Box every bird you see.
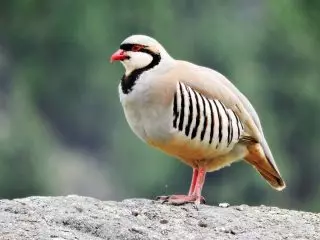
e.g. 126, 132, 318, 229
110, 34, 286, 205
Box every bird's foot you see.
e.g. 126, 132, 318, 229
156, 194, 206, 205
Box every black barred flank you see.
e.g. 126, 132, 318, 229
213, 100, 222, 146
185, 87, 193, 136
233, 111, 242, 137
172, 82, 244, 149
200, 94, 207, 141
234, 111, 240, 139
219, 101, 231, 146
229, 114, 234, 146
178, 83, 185, 131
173, 93, 179, 128
191, 91, 201, 139
208, 99, 215, 144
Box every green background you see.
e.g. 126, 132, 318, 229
0, 0, 319, 212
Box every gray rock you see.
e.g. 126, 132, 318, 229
0, 195, 319, 240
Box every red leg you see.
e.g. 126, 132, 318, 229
157, 167, 206, 205
188, 168, 198, 196
193, 167, 206, 204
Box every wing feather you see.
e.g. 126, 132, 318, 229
161, 61, 281, 175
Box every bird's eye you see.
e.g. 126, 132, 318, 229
132, 45, 143, 52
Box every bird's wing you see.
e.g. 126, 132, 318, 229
169, 61, 261, 139
159, 60, 282, 178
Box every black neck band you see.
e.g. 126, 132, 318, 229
120, 46, 161, 94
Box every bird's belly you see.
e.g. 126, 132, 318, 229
149, 134, 247, 170
149, 132, 229, 162
122, 100, 172, 143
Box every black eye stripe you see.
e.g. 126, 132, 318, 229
119, 43, 133, 51
119, 43, 157, 57
120, 43, 146, 51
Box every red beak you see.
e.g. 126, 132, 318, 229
110, 49, 127, 62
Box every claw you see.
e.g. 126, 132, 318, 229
156, 195, 170, 204
156, 195, 169, 201
155, 194, 206, 205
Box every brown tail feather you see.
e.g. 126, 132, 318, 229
244, 143, 286, 191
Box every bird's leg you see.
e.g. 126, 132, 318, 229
192, 167, 206, 204
156, 168, 198, 202
156, 167, 206, 205
188, 168, 199, 196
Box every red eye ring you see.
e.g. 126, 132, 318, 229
132, 45, 143, 52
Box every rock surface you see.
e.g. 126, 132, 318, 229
0, 195, 319, 240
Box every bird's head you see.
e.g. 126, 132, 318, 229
110, 35, 172, 75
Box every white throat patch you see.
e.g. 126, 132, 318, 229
121, 51, 153, 75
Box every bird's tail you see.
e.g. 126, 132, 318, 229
244, 143, 286, 190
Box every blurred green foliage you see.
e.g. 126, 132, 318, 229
0, 0, 319, 212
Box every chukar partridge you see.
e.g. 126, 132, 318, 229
111, 35, 285, 205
